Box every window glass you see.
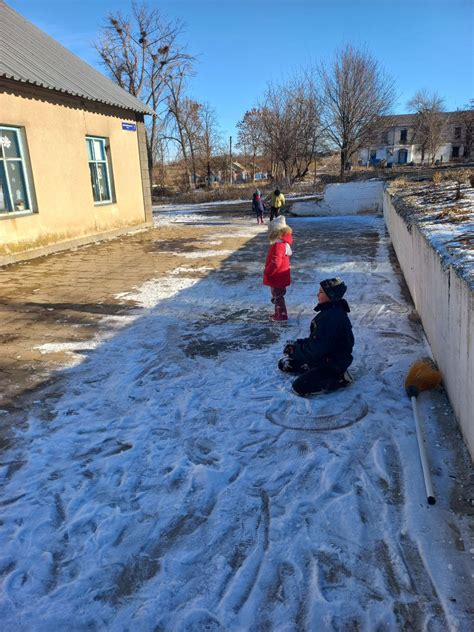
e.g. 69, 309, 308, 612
93, 139, 105, 161
86, 138, 94, 161
0, 162, 10, 211
86, 136, 113, 204
0, 129, 21, 159
0, 126, 33, 214
96, 163, 110, 200
88, 164, 99, 202
6, 161, 28, 210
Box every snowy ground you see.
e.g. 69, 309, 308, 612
387, 181, 474, 288
0, 206, 472, 631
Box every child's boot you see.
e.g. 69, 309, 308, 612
271, 306, 288, 322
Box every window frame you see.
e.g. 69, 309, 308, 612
85, 136, 114, 205
0, 125, 35, 216
399, 129, 408, 143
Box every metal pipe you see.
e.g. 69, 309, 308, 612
410, 396, 436, 505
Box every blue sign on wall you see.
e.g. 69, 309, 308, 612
122, 122, 137, 132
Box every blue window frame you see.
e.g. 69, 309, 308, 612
0, 126, 34, 214
86, 136, 113, 204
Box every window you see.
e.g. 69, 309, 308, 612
0, 126, 34, 214
400, 129, 408, 143
452, 146, 460, 158
454, 126, 462, 139
86, 136, 113, 204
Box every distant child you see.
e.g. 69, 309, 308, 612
263, 216, 293, 321
252, 189, 266, 224
270, 188, 285, 221
278, 278, 354, 395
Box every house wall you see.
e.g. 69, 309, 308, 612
383, 189, 474, 459
0, 86, 151, 258
360, 120, 465, 165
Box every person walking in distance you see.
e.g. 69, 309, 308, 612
263, 216, 293, 321
252, 189, 266, 224
278, 278, 354, 394
270, 188, 285, 221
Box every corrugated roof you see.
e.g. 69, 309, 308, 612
0, 1, 155, 115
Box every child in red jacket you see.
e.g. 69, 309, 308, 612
263, 216, 293, 321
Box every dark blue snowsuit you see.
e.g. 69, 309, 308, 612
281, 298, 354, 395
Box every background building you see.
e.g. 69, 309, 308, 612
359, 112, 472, 166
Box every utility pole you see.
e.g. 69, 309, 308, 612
229, 135, 233, 185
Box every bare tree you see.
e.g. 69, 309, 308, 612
236, 109, 264, 182
179, 98, 202, 187
319, 45, 396, 180
164, 68, 194, 189
407, 90, 446, 164
198, 103, 222, 186
96, 1, 193, 176
257, 73, 323, 185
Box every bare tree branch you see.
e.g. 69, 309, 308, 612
319, 45, 396, 180
95, 1, 194, 176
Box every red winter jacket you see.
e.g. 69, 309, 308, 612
263, 232, 293, 288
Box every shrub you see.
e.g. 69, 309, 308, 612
432, 172, 442, 184
390, 177, 408, 188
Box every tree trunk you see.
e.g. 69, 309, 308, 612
340, 150, 346, 182
207, 159, 211, 188
189, 141, 197, 188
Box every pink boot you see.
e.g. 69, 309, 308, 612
271, 306, 288, 321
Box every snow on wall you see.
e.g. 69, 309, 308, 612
291, 180, 384, 216
383, 189, 474, 458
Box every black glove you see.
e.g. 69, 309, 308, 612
283, 342, 295, 355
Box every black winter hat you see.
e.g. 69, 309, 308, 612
320, 277, 347, 299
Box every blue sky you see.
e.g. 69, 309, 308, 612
7, 0, 474, 140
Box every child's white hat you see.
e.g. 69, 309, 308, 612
268, 215, 287, 230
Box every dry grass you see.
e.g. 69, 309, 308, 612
436, 206, 471, 223
390, 177, 409, 188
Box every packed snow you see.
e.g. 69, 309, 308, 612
0, 204, 472, 631
387, 181, 474, 288
291, 181, 384, 217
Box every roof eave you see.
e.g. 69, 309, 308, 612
1, 73, 155, 116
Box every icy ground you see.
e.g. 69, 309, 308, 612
0, 207, 473, 631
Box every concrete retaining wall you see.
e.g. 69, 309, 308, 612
383, 189, 474, 458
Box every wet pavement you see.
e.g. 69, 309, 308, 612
0, 218, 257, 408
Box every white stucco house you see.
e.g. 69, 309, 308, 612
359, 112, 472, 166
